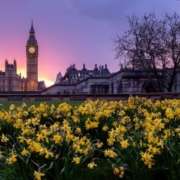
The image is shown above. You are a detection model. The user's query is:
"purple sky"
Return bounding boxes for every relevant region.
[0,0,179,86]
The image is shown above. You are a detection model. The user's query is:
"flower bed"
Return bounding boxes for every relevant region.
[0,97,179,180]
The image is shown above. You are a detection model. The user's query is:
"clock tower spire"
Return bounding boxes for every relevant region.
[26,22,38,91]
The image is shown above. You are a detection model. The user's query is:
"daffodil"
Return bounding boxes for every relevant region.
[120,139,129,149]
[104,149,117,159]
[72,157,81,164]
[6,153,17,165]
[87,162,97,169]
[34,170,45,180]
[53,134,63,144]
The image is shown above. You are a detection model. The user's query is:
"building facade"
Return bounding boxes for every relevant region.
[0,24,45,92]
[42,64,180,95]
[0,60,23,91]
[1,24,180,94]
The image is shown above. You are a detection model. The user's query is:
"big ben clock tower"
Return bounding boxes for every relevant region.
[26,23,38,91]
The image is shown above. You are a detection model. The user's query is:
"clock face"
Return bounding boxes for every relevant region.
[28,46,36,54]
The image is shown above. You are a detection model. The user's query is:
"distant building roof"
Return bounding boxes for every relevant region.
[56,64,111,84]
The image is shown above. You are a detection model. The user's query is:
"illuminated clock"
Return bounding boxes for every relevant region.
[28,46,36,54]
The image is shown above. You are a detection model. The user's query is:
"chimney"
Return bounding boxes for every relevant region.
[14,59,17,68]
[5,59,8,66]
[5,59,8,72]
[83,64,86,69]
[94,64,98,70]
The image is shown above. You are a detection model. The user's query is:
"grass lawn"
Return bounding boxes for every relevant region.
[0,100,82,110]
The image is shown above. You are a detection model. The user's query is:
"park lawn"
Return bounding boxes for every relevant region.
[0,100,82,110]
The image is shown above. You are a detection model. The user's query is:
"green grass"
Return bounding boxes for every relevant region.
[0,100,82,110]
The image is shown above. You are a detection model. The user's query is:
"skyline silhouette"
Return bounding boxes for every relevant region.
[0,0,179,86]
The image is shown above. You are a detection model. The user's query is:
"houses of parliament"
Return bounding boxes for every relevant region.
[1,24,180,95]
[0,24,45,92]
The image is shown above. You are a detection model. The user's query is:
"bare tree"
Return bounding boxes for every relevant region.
[115,13,180,92]
[164,13,180,91]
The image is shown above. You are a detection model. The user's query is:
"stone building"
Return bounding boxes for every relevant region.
[43,64,111,95]
[26,23,39,91]
[42,64,180,95]
[0,60,23,91]
[0,24,45,92]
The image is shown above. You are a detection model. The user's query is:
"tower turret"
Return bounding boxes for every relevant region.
[26,22,38,91]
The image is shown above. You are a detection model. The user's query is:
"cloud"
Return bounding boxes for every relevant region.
[68,0,179,22]
[68,0,135,21]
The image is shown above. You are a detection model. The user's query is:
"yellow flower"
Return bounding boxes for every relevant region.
[18,136,26,143]
[153,118,164,130]
[119,110,126,117]
[75,127,81,135]
[147,146,160,155]
[113,166,125,178]
[120,139,129,149]
[1,134,9,143]
[117,125,126,134]
[9,104,15,111]
[22,127,34,136]
[50,122,60,132]
[72,136,92,155]
[53,134,63,144]
[87,162,97,169]
[27,140,44,153]
[21,102,27,108]
[85,119,99,130]
[21,148,30,156]
[34,170,45,180]
[72,157,81,164]
[57,103,71,115]
[113,167,120,176]
[118,166,125,178]
[72,115,80,123]
[102,125,109,131]
[44,149,54,159]
[6,153,17,165]
[107,130,116,146]
[165,108,174,119]
[104,149,117,159]
[96,141,103,148]
[175,128,180,136]
[36,133,45,142]
[163,129,171,140]
[14,119,23,129]
[141,152,154,168]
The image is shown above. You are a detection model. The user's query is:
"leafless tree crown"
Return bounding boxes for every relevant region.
[115,13,180,92]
